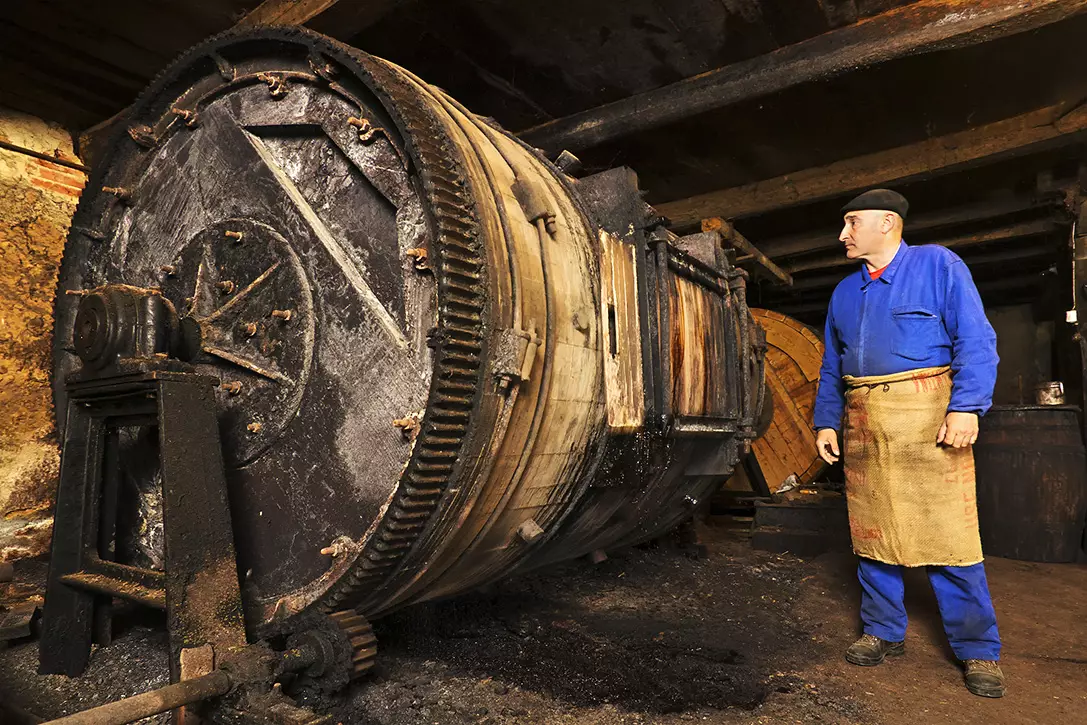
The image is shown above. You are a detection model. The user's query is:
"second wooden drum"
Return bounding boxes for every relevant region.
[747,309,827,491]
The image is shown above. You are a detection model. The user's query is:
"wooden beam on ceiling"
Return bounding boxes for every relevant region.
[236,0,344,28]
[784,218,1062,274]
[774,271,1047,316]
[757,194,1061,259]
[704,217,794,285]
[657,102,1087,227]
[237,0,407,40]
[770,242,1061,293]
[517,0,1087,154]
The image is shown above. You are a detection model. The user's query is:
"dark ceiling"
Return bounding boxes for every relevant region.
[3,0,1086,320]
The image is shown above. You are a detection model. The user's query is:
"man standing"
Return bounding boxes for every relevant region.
[813,189,1005,698]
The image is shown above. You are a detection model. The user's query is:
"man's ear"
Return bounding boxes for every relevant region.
[881,213,894,234]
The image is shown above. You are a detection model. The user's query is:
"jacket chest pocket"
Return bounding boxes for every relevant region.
[890,305,940,361]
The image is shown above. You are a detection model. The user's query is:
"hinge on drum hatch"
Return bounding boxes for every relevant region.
[492,325,541,393]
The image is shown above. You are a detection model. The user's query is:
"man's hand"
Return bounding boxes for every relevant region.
[937,411,978,448]
[816,428,840,464]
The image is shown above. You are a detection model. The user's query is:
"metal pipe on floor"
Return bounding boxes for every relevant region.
[40,670,231,725]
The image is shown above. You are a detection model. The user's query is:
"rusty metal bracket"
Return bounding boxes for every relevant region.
[512,178,557,236]
[256,72,290,99]
[347,116,386,144]
[127,124,157,148]
[492,326,541,392]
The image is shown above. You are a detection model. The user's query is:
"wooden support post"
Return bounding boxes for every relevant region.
[658,102,1087,227]
[703,217,794,286]
[518,0,1087,154]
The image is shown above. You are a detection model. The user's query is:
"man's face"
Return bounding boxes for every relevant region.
[839,210,887,260]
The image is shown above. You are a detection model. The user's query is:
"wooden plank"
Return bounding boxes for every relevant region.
[599,230,645,432]
[517,0,1087,153]
[236,0,344,27]
[757,194,1054,259]
[237,0,408,39]
[658,102,1087,226]
[784,219,1062,274]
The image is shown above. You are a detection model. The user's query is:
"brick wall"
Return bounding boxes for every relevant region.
[0,106,85,561]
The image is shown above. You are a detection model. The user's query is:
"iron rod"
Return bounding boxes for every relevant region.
[41,670,231,725]
[0,139,89,173]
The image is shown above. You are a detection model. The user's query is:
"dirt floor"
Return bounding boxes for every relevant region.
[1,519,1085,724]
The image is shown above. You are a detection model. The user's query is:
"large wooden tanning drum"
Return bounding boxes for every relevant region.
[52,28,766,637]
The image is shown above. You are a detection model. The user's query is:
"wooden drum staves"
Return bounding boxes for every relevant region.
[743,309,827,492]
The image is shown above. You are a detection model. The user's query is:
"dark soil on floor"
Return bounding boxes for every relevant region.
[327,531,866,725]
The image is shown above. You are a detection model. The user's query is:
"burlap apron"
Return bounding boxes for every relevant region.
[842,366,983,567]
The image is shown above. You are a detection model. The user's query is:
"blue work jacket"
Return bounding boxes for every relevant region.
[813,241,998,431]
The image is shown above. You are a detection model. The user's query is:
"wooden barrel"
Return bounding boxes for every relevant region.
[974,405,1087,562]
[741,309,827,492]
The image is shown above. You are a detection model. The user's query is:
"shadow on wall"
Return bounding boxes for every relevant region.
[0,106,85,561]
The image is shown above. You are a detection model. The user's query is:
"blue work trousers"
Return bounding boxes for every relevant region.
[858,557,1001,661]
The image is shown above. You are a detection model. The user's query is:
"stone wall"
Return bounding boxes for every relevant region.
[0,107,85,561]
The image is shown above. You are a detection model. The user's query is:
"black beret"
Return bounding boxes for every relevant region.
[841,189,909,220]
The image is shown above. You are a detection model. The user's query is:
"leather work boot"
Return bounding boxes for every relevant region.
[845,633,905,666]
[963,659,1006,698]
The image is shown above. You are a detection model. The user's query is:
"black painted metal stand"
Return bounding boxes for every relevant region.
[35,286,350,723]
[39,363,247,681]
